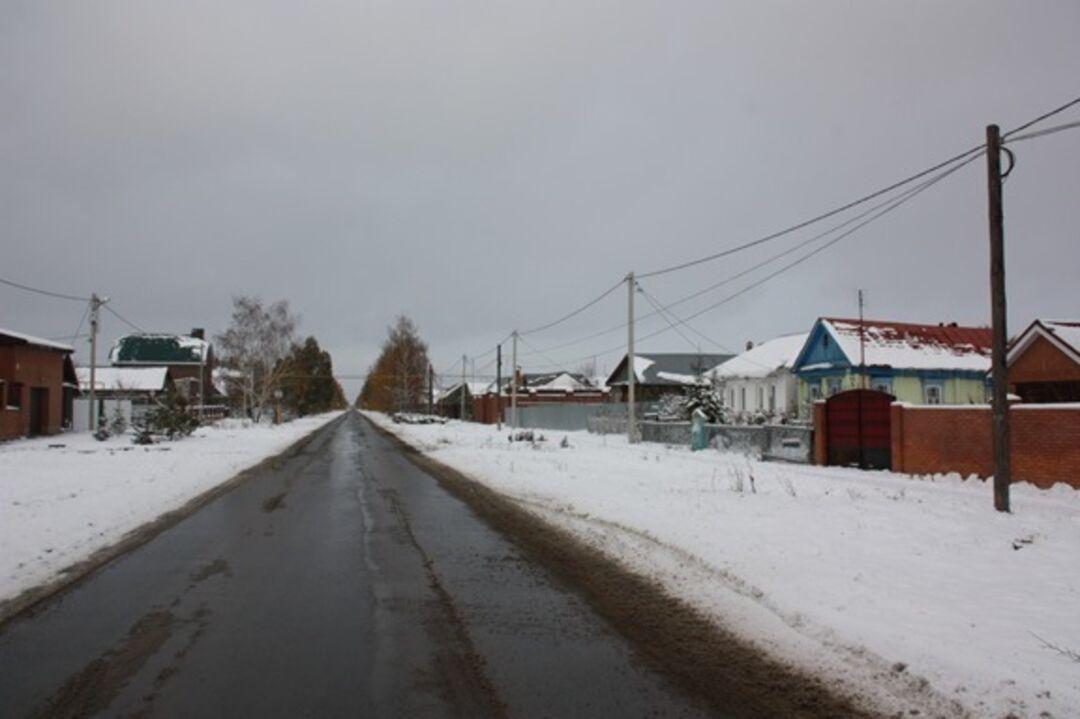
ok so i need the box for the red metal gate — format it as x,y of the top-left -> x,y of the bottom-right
825,389 -> 893,469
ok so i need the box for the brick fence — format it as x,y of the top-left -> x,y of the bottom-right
890,403 -> 1080,489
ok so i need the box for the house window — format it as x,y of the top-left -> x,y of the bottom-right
739,387 -> 746,410
769,384 -> 777,413
827,378 -> 842,397
727,389 -> 734,407
871,377 -> 893,394
7,382 -> 23,410
809,385 -> 822,401
924,382 -> 943,405
756,386 -> 764,410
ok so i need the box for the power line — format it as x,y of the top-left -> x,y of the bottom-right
637,285 -> 698,350
0,275 -> 90,302
1001,93 -> 1080,139
525,153 -> 979,370
104,305 -> 148,334
518,278 -> 625,336
1004,119 -> 1080,144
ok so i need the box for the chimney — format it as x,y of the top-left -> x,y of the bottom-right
745,340 -> 754,351
190,328 -> 205,340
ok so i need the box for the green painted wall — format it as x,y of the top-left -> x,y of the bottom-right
797,372 -> 989,417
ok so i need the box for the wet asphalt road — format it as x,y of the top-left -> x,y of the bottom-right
0,412 -> 710,718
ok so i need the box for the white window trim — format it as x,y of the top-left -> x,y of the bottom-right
924,381 -> 944,404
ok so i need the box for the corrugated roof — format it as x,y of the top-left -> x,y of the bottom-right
821,318 -> 992,371
607,352 -> 733,386
110,333 -> 209,365
75,367 -> 170,392
0,327 -> 74,353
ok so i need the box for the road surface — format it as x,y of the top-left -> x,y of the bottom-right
0,412 -> 711,718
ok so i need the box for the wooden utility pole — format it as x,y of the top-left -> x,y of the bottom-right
87,293 -> 107,432
627,272 -> 637,443
427,364 -> 434,415
986,124 -> 1011,512
461,354 -> 467,421
511,331 -> 518,429
496,343 -> 503,430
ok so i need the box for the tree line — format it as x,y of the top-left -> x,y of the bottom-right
357,315 -> 430,412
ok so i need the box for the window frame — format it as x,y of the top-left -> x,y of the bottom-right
924,381 -> 944,405
7,381 -> 23,410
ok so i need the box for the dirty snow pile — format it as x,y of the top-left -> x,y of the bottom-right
0,413 -> 341,606
365,412 -> 1080,719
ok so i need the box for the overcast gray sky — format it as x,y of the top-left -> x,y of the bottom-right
3,1 -> 1078,398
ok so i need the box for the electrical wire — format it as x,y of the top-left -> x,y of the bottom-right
524,153 -> 979,370
1004,119 -> 1080,144
637,285 -> 698,350
0,275 -> 90,302
1002,94 -> 1080,139
104,305 -> 148,334
518,278 -> 625,336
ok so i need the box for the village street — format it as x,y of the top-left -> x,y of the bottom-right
0,412 -> 723,719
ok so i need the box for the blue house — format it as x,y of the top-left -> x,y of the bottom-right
791,317 -> 993,418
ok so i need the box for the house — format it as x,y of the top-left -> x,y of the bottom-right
469,372 -> 608,424
109,329 -> 214,405
435,381 -> 491,420
1,327 -> 77,439
1005,319 -> 1080,402
709,333 -> 809,419
73,366 -> 174,432
792,317 -> 992,417
605,352 -> 732,403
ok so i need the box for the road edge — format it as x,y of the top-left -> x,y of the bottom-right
0,413 -> 345,629
363,415 -> 881,719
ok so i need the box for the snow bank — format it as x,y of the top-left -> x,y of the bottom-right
365,412 -> 1080,718
0,412 -> 341,606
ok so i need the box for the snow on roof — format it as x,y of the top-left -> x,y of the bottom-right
710,333 -> 809,380
822,318 -> 992,371
1043,320 -> 1080,355
607,353 -> 732,386
436,381 -> 491,402
0,327 -> 74,352
1007,319 -> 1080,367
632,356 -> 655,383
530,372 -> 590,392
75,367 -> 169,392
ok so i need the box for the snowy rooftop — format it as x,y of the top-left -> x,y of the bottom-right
710,333 -> 809,380
607,352 -> 733,386
821,318 -> 992,371
1042,320 -> 1080,355
1008,319 -> 1080,366
0,327 -> 74,353
75,367 -> 170,393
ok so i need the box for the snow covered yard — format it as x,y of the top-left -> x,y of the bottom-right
366,412 -> 1080,719
0,412 -> 342,608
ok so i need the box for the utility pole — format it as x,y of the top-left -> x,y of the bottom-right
496,343 -> 503,430
986,124 -> 1011,513
461,354 -> 467,421
627,272 -> 637,444
87,293 -> 107,432
511,331 -> 518,429
857,289 -> 867,390
427,364 -> 434,415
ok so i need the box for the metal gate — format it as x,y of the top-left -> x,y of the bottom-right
825,389 -> 893,469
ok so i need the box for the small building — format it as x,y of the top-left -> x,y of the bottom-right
605,353 -> 732,403
110,329 -> 214,405
709,333 -> 809,420
435,381 -> 490,420
792,317 -> 992,418
1005,319 -> 1080,403
73,367 -> 175,432
1,327 -> 77,439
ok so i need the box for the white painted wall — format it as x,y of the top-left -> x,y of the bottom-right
719,371 -> 798,417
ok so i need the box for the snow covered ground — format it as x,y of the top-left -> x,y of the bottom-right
366,412 -> 1080,719
0,412 -> 341,607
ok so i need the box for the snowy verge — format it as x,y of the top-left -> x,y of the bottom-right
364,412 -> 1080,719
0,412 -> 342,609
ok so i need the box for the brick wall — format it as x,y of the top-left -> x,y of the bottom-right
890,403 -> 1080,489
0,345 -> 68,440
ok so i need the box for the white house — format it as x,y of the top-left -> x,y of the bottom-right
709,333 -> 809,419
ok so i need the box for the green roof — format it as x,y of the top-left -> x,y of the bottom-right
110,334 -> 209,365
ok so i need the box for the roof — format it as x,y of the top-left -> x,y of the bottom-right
0,327 -> 74,353
1007,319 -> 1080,366
798,318 -> 992,372
110,333 -> 210,365
710,333 -> 810,380
75,367 -> 170,393
607,353 -> 733,387
436,381 -> 492,403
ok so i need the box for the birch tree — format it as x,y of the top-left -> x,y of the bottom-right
215,296 -> 298,421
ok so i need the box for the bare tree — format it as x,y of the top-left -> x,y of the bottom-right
215,296 -> 299,421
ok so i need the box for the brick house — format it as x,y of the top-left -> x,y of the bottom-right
1,327 -> 77,439
109,329 -> 214,406
1005,319 -> 1080,403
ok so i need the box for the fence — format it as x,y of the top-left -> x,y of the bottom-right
889,402 -> 1080,489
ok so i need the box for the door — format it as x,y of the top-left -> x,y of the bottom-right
29,388 -> 48,437
825,389 -> 893,469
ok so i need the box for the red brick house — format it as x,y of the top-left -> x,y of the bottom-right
1006,319 -> 1080,403
1,327 -> 77,439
